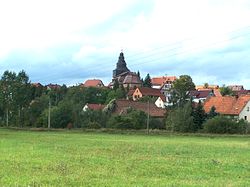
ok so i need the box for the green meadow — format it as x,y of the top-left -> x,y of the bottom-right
0,129 -> 249,186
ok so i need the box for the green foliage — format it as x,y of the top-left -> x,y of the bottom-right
171,75 -> 195,106
203,116 -> 249,134
80,110 -> 108,128
107,109 -> 147,129
219,85 -> 233,96
207,106 -> 219,119
113,79 -> 119,90
138,96 -> 157,103
192,101 -> 207,131
166,101 -> 195,132
149,118 -> 165,129
143,73 -> 152,88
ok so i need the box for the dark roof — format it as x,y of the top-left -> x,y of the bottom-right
137,87 -> 163,97
114,99 -> 166,117
190,90 -> 214,99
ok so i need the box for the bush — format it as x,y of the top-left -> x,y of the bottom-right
203,116 -> 249,134
107,109 -> 147,129
87,121 -> 102,129
149,118 -> 165,129
165,102 -> 195,132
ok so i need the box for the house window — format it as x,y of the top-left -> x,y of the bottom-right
247,107 -> 250,112
244,116 -> 247,120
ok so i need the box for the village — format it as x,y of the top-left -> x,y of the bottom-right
31,51 -> 250,124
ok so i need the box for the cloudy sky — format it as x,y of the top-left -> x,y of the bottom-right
1,0 -> 250,88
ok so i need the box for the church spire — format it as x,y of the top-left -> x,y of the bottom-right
113,51 -> 130,78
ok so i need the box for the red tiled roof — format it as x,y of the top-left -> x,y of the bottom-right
151,76 -> 177,86
114,99 -> 166,117
87,104 -> 105,111
203,95 -> 250,115
31,83 -> 43,87
83,79 -> 104,87
137,87 -> 164,97
213,88 -> 222,97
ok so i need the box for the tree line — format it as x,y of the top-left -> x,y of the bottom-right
0,70 -> 249,134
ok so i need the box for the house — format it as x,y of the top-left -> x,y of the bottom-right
110,51 -> 142,88
83,79 -> 104,87
132,87 -> 164,101
113,99 -> 166,118
233,90 -> 250,97
83,103 -> 105,111
151,76 -> 177,105
155,96 -> 168,108
46,84 -> 61,90
196,84 -> 222,97
203,95 -> 250,122
151,76 -> 177,89
190,90 -> 214,103
228,85 -> 244,91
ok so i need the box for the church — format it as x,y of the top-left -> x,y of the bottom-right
110,51 -> 142,89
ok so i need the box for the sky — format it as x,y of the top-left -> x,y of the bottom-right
1,0 -> 250,88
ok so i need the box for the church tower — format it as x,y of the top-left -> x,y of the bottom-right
113,51 -> 130,78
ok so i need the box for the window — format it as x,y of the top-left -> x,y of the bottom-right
247,107 -> 250,112
244,116 -> 247,120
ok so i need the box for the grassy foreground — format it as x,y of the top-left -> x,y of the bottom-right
0,129 -> 249,186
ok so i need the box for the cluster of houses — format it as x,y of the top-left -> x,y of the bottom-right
34,51 -> 250,122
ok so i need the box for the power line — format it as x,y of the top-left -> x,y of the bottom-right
29,25 -> 250,84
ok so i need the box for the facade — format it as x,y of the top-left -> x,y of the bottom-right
155,96 -> 167,108
110,51 -> 142,88
228,85 -> 244,91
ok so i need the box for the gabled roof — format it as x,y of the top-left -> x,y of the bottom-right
114,99 -> 166,117
136,87 -> 163,97
151,76 -> 177,86
190,90 -> 213,99
83,79 -> 104,87
203,95 -> 250,115
86,104 -> 105,111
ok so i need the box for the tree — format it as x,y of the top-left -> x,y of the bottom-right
143,73 -> 152,88
166,101 -> 195,132
113,79 -> 119,90
207,106 -> 219,119
171,75 -> 195,107
192,101 -> 207,131
220,85 -> 233,96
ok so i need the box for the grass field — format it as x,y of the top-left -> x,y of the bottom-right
0,129 -> 249,186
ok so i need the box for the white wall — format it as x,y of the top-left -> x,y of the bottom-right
239,101 -> 250,122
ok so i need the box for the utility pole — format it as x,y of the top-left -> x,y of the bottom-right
147,100 -> 150,134
48,97 -> 51,129
6,108 -> 9,127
